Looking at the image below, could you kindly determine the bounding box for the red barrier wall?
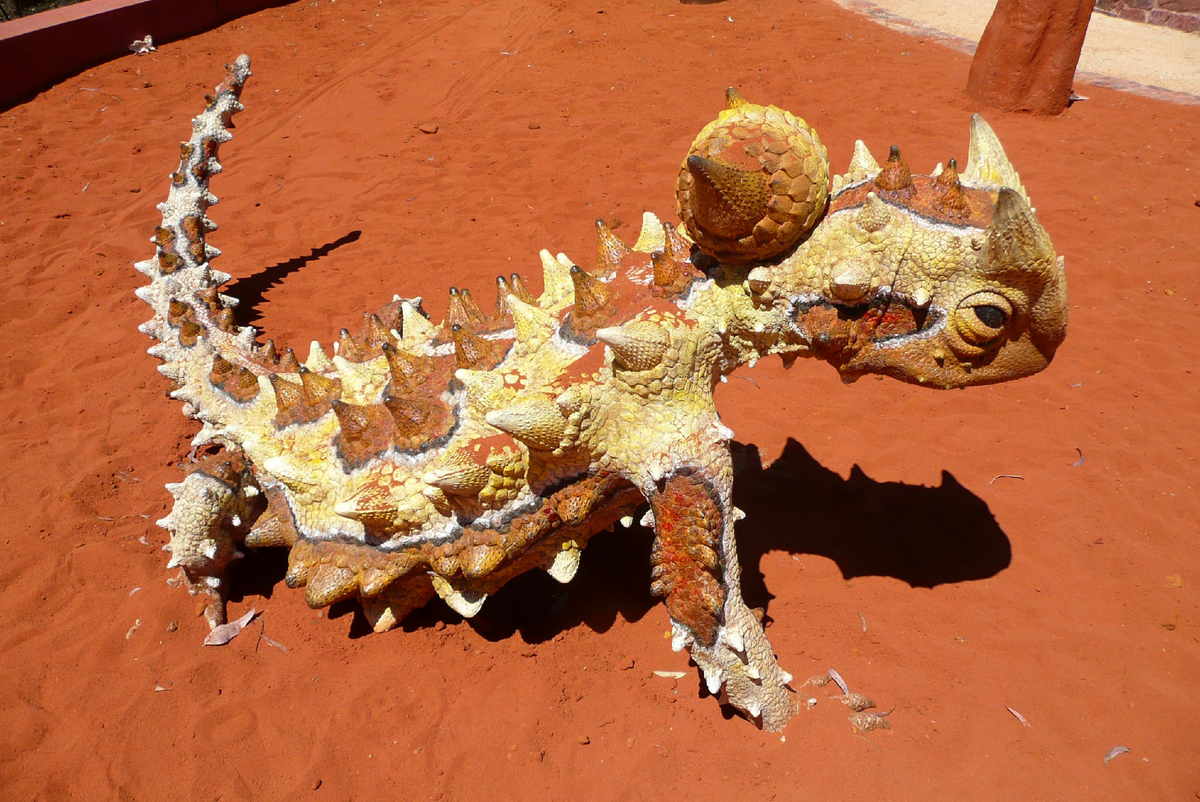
[0,0,285,109]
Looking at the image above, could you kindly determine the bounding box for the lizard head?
[677,96,1067,389]
[755,116,1067,389]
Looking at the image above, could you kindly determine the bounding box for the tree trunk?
[966,0,1097,115]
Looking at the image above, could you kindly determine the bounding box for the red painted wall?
[0,0,286,110]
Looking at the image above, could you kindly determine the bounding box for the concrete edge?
[0,0,289,111]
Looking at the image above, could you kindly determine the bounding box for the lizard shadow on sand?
[450,438,1011,644]
[225,437,1011,641]
[223,230,362,327]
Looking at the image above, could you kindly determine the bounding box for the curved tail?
[134,56,267,627]
[134,55,260,424]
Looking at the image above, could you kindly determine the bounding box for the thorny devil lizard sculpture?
[135,56,1067,731]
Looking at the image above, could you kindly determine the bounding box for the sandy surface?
[833,0,1200,100]
[1,0,1199,799]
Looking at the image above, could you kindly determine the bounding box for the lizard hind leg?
[159,452,263,628]
[649,469,797,731]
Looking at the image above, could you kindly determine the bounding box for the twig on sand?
[728,374,760,388]
[1103,746,1131,765]
[1005,705,1031,727]
[259,631,288,654]
[989,474,1024,485]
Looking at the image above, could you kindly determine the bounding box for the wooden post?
[966,0,1098,115]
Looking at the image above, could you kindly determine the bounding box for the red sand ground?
[2,0,1198,799]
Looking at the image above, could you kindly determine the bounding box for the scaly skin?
[135,58,1067,732]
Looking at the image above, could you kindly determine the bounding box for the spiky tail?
[135,55,251,386]
[135,56,265,626]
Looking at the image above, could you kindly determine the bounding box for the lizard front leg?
[586,311,798,729]
[647,462,796,731]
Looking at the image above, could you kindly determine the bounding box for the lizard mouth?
[792,291,945,366]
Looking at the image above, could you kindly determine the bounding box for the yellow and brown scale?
[135,57,1067,731]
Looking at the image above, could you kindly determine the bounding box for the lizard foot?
[650,469,796,730]
[158,453,261,628]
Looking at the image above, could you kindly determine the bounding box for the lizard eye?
[954,292,1013,346]
[973,305,1006,329]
